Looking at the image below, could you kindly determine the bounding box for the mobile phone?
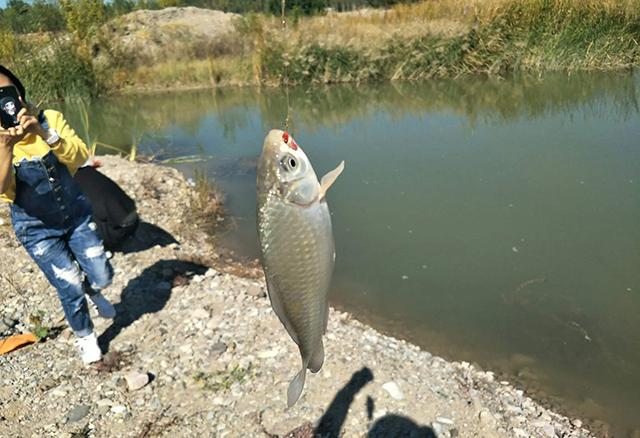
[0,86,24,129]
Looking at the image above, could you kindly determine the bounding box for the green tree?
[59,0,106,39]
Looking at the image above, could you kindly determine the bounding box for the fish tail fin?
[308,340,325,373]
[287,366,307,408]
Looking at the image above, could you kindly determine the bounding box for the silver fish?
[256,129,344,407]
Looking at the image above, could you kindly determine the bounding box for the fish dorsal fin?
[319,161,345,201]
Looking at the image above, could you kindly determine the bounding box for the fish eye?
[280,155,298,172]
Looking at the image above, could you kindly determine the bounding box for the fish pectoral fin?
[287,366,307,408]
[319,160,345,200]
[308,340,325,373]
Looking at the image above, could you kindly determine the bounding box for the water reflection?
[59,72,639,154]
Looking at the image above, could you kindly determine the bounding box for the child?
[0,65,115,364]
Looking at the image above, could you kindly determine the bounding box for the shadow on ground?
[98,259,207,353]
[116,221,178,254]
[309,367,436,438]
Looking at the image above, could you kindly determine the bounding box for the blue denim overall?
[10,134,113,337]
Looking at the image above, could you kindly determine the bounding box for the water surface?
[60,73,640,436]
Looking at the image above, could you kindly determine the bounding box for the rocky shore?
[0,156,595,438]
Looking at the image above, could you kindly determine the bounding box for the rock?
[479,410,497,426]
[512,427,528,437]
[382,381,405,400]
[204,268,217,278]
[571,419,582,428]
[192,307,210,319]
[66,405,90,423]
[96,399,114,407]
[431,421,450,438]
[111,405,127,415]
[210,342,227,355]
[435,417,454,426]
[124,371,150,391]
[246,284,266,298]
[257,349,278,359]
[51,388,67,397]
[541,424,557,437]
[38,377,57,392]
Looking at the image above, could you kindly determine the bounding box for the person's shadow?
[116,221,178,254]
[312,367,436,438]
[98,259,208,353]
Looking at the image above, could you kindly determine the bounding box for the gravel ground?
[0,156,596,438]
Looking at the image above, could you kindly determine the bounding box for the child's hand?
[17,105,47,140]
[0,124,24,149]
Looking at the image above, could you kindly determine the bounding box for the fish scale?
[256,129,343,407]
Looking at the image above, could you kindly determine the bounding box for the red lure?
[282,131,298,150]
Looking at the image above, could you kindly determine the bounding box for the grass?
[193,364,252,392]
[254,0,640,84]
[187,168,225,239]
[123,57,248,92]
[7,37,100,102]
[6,0,640,101]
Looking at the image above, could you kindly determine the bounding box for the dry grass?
[248,0,640,84]
[123,56,249,91]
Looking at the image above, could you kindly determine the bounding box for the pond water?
[60,72,640,436]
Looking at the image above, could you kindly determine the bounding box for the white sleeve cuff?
[45,129,61,146]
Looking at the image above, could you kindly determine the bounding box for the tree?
[59,0,106,39]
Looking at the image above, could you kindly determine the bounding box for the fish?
[256,129,344,407]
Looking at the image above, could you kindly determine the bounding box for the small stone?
[38,377,57,392]
[570,419,582,428]
[124,371,150,391]
[111,405,127,415]
[192,308,210,319]
[204,268,217,278]
[512,427,528,437]
[479,410,496,426]
[66,405,90,423]
[210,342,227,356]
[246,284,266,298]
[431,422,449,437]
[435,417,454,426]
[2,317,17,328]
[382,381,404,400]
[541,424,557,438]
[257,349,278,359]
[51,388,67,397]
[96,399,113,407]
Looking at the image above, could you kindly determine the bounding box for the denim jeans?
[10,151,113,337]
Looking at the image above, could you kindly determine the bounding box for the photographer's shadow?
[313,367,436,438]
[98,259,207,353]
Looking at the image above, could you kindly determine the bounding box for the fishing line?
[281,0,292,133]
